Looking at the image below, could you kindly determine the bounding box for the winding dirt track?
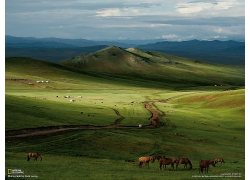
[143,102,162,127]
[110,108,125,125]
[6,95,188,138]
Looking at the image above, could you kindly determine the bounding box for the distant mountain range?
[5,35,245,65]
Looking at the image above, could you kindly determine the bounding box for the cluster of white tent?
[61,95,82,102]
[37,80,50,83]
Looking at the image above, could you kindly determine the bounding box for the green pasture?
[5,89,245,179]
[5,56,245,179]
[5,124,245,180]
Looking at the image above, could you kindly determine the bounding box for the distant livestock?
[27,152,42,161]
[64,95,70,98]
[215,158,225,164]
[70,99,75,102]
[176,158,192,170]
[159,157,176,171]
[78,96,82,98]
[153,156,162,162]
[138,156,155,168]
[199,160,216,173]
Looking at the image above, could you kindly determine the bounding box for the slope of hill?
[59,46,245,88]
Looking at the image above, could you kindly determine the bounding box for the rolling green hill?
[59,46,244,88]
[5,49,245,179]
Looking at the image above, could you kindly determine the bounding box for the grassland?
[5,48,245,180]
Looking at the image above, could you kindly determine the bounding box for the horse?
[176,158,192,170]
[215,158,225,164]
[27,152,42,161]
[159,157,176,171]
[199,160,215,173]
[153,155,162,162]
[138,156,155,168]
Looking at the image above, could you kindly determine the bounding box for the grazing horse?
[215,158,225,164]
[159,157,176,171]
[199,160,215,173]
[176,158,192,170]
[27,152,42,161]
[138,156,155,168]
[153,156,162,162]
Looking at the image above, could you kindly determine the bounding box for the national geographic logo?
[7,169,24,174]
[7,169,38,178]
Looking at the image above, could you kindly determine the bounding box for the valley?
[5,47,245,179]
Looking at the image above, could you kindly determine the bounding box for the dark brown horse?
[159,157,176,171]
[27,152,42,161]
[215,158,225,163]
[153,156,162,162]
[138,156,155,168]
[199,160,215,173]
[176,158,192,170]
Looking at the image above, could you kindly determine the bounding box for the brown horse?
[159,157,176,171]
[138,156,155,168]
[176,158,192,170]
[215,158,225,163]
[199,160,215,173]
[27,152,42,161]
[153,156,162,162]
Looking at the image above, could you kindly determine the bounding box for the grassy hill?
[60,46,244,88]
[5,50,245,179]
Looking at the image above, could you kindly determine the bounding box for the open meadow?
[5,50,245,180]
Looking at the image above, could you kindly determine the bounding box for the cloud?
[176,0,241,14]
[96,7,148,17]
[161,34,179,39]
[145,16,244,27]
[96,9,122,17]
[5,0,245,41]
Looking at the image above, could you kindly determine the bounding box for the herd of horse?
[138,156,225,173]
[27,152,225,174]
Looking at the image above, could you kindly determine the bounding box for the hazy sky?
[5,0,245,41]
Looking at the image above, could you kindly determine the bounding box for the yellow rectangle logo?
[8,169,12,174]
